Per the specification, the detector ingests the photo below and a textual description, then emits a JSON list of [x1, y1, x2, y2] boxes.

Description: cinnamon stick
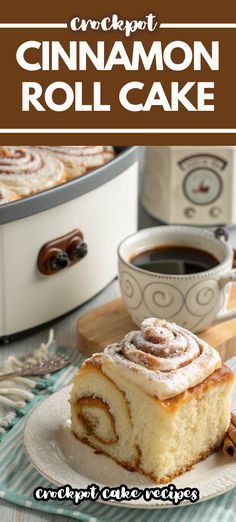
[[228, 423, 236, 446], [223, 413, 236, 457], [231, 413, 236, 427], [223, 434, 236, 458]]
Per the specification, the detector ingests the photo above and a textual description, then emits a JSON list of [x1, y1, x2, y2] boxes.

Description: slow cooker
[[0, 146, 139, 341], [141, 146, 236, 226]]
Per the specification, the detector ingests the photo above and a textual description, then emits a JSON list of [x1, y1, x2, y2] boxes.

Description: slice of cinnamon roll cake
[[70, 318, 234, 483]]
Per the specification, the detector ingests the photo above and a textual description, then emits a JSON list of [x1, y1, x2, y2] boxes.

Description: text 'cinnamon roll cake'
[[70, 318, 234, 483]]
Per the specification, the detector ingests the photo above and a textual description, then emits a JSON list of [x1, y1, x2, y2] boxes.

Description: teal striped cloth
[[0, 350, 236, 522]]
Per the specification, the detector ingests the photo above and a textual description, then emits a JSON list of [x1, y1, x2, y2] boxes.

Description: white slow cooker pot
[[0, 147, 139, 341]]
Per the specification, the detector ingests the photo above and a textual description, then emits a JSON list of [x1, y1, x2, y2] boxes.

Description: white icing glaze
[[0, 183, 18, 205], [39, 146, 115, 178], [102, 318, 221, 400], [0, 147, 65, 196]]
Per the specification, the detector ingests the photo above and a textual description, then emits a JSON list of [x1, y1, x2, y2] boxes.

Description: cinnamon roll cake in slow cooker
[[0, 146, 65, 197], [0, 145, 115, 203], [38, 146, 115, 179], [0, 183, 19, 205], [71, 318, 234, 483]]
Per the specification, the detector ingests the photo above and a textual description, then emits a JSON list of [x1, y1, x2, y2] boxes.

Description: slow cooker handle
[[38, 229, 88, 275]]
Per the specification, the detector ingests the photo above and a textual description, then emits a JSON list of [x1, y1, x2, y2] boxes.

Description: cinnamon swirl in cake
[[38, 146, 115, 179], [71, 318, 234, 483], [0, 146, 65, 196]]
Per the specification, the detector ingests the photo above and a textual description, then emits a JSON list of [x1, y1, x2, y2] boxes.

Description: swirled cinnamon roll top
[[102, 318, 222, 400], [38, 146, 115, 177], [0, 146, 65, 196]]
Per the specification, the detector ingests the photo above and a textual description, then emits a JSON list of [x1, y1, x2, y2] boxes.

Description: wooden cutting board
[[77, 287, 236, 361]]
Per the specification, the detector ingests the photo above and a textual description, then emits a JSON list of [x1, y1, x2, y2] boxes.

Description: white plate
[[24, 384, 236, 509]]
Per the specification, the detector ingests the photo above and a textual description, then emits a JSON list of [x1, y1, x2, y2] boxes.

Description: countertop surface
[[0, 278, 120, 522]]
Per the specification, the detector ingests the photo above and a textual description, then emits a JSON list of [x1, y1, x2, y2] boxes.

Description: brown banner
[[0, 0, 236, 144]]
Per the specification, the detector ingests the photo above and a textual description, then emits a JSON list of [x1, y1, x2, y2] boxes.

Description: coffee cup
[[118, 226, 236, 333]]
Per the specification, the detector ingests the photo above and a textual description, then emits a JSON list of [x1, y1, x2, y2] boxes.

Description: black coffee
[[130, 245, 218, 275]]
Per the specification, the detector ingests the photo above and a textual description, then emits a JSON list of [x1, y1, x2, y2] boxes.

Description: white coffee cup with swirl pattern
[[118, 226, 236, 332]]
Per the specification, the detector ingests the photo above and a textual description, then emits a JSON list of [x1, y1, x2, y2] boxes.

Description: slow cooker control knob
[[69, 240, 88, 261], [48, 251, 69, 272], [184, 207, 195, 219], [38, 229, 86, 275]]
